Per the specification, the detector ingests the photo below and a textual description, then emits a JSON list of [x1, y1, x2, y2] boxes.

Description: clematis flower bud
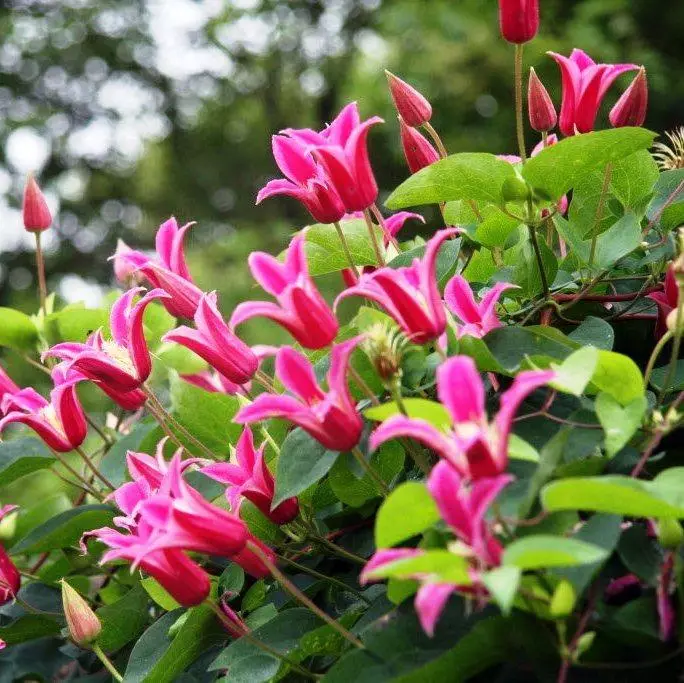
[[22, 175, 52, 233], [498, 0, 539, 45], [61, 580, 102, 646], [527, 68, 557, 132], [385, 71, 432, 127], [0, 545, 20, 606], [399, 118, 440, 174], [609, 68, 648, 128]]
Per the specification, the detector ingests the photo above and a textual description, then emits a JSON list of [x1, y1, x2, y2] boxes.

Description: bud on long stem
[[610, 67, 648, 128], [61, 580, 101, 647], [528, 68, 557, 132]]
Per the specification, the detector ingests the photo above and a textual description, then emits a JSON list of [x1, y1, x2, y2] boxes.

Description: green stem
[[527, 224, 549, 299], [390, 382, 431, 475], [363, 209, 385, 266], [423, 121, 448, 159], [49, 450, 103, 501], [351, 446, 390, 497], [371, 204, 401, 252], [658, 286, 684, 405], [333, 222, 359, 278], [75, 447, 115, 491], [644, 331, 674, 389], [588, 163, 613, 268], [85, 415, 111, 445], [92, 643, 123, 682], [246, 541, 365, 649], [34, 231, 48, 317], [514, 44, 527, 162]]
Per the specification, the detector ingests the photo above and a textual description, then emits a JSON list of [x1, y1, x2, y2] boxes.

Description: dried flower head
[[653, 127, 684, 171], [363, 322, 408, 385]]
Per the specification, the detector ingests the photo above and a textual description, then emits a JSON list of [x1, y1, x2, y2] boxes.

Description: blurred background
[[0, 0, 683, 318]]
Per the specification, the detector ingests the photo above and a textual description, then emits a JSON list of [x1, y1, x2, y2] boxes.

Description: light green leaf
[[595, 393, 647, 457], [591, 350, 644, 405], [503, 227, 558, 298], [482, 567, 521, 616], [0, 308, 39, 351], [386, 153, 517, 209], [364, 398, 451, 430], [550, 347, 599, 396], [508, 434, 540, 463], [375, 482, 440, 548], [503, 535, 609, 569], [141, 578, 181, 611], [522, 128, 657, 199], [366, 550, 471, 585]]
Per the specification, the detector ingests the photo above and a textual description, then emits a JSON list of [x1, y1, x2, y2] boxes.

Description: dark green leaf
[[649, 361, 684, 392], [568, 316, 615, 350], [0, 438, 53, 486], [0, 615, 61, 645], [504, 229, 558, 297], [97, 585, 150, 653]]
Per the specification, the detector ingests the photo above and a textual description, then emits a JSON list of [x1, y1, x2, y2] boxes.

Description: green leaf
[[169, 371, 241, 457], [385, 153, 517, 209], [218, 563, 245, 599], [647, 169, 684, 221], [504, 229, 558, 298], [474, 207, 522, 248], [0, 308, 39, 351], [595, 393, 647, 457], [568, 316, 614, 350], [100, 422, 157, 488], [550, 347, 599, 396], [592, 213, 642, 270], [366, 550, 471, 584], [0, 437, 53, 486], [591, 350, 644, 405], [650, 361, 684, 392], [364, 398, 450, 429], [156, 342, 209, 374], [303, 219, 384, 276], [522, 128, 657, 200], [375, 482, 440, 548], [610, 149, 660, 209], [508, 434, 540, 463], [125, 605, 224, 683], [141, 578, 181, 611], [44, 304, 108, 344], [482, 567, 521, 616], [209, 609, 322, 682], [541, 476, 684, 518], [503, 535, 609, 569], [0, 615, 61, 645], [387, 238, 462, 287], [97, 585, 150, 653], [272, 428, 339, 508], [12, 504, 115, 553], [240, 499, 284, 544]]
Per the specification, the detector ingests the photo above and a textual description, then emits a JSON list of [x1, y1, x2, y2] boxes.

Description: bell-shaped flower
[[548, 49, 639, 136], [399, 118, 440, 174], [498, 0, 539, 44], [112, 239, 147, 286], [231, 233, 338, 350], [45, 287, 169, 394], [22, 175, 52, 233], [648, 265, 679, 339], [610, 68, 648, 129], [202, 427, 299, 525], [0, 367, 19, 416], [0, 375, 87, 453], [236, 338, 363, 452], [336, 229, 458, 344], [164, 293, 258, 386], [116, 218, 205, 319], [444, 276, 516, 339], [257, 135, 345, 225], [61, 580, 102, 646], [0, 505, 20, 606], [371, 355, 554, 479], [386, 71, 432, 127], [180, 369, 245, 396]]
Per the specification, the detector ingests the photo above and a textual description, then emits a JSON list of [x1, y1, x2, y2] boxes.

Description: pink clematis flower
[[231, 233, 338, 350], [0, 366, 20, 416], [257, 134, 345, 225], [444, 276, 516, 339], [286, 102, 382, 213], [164, 293, 258, 386], [0, 504, 19, 606], [498, 0, 539, 45], [648, 265, 679, 339], [180, 369, 245, 396], [0, 375, 87, 453], [236, 338, 363, 452], [112, 239, 146, 286], [657, 551, 676, 642], [548, 49, 639, 136], [371, 355, 554, 479], [336, 228, 459, 344], [116, 217, 205, 319], [202, 427, 299, 525], [45, 287, 169, 394]]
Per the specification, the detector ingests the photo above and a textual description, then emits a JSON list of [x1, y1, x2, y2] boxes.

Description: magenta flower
[[231, 233, 338, 350], [180, 369, 246, 396], [444, 276, 515, 339], [112, 239, 146, 286], [336, 228, 459, 344], [610, 68, 648, 129], [648, 265, 679, 339], [657, 551, 676, 642], [257, 134, 345, 225], [0, 366, 19, 416], [164, 292, 258, 386], [236, 338, 363, 452], [0, 376, 87, 453], [371, 356, 554, 479], [548, 49, 639, 136], [0, 505, 19, 606], [202, 427, 299, 525], [116, 217, 205, 319], [45, 287, 169, 394], [498, 0, 539, 44], [399, 118, 440, 174]]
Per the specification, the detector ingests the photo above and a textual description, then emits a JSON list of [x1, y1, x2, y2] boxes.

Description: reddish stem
[[553, 286, 661, 304]]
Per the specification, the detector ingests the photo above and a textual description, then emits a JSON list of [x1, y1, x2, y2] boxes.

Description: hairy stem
[[333, 222, 359, 278], [423, 121, 448, 158], [92, 643, 123, 682], [644, 331, 674, 389], [34, 232, 48, 316], [514, 44, 527, 162], [588, 163, 613, 268], [363, 209, 385, 266], [351, 445, 390, 496]]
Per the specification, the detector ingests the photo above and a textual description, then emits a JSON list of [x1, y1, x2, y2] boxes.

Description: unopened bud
[[502, 176, 532, 203], [22, 175, 52, 233], [666, 307, 684, 334], [112, 239, 146, 286], [550, 579, 576, 618], [386, 71, 432, 127], [528, 68, 557, 132], [61, 580, 101, 646], [399, 118, 440, 174], [363, 322, 407, 386], [498, 0, 539, 44], [609, 68, 648, 129], [657, 518, 684, 550]]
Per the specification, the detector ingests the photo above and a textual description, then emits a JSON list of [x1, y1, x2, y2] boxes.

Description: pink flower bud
[[498, 0, 539, 44], [61, 580, 102, 646], [0, 546, 20, 605], [22, 175, 52, 233], [610, 67, 648, 128], [385, 71, 432, 127], [528, 68, 557, 132], [399, 118, 440, 174]]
